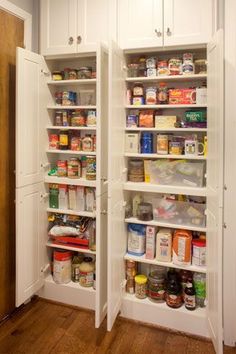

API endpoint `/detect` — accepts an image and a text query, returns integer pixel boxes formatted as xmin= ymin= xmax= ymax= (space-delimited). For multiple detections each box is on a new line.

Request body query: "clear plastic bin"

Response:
xmin=152 ymin=197 xmax=206 ymax=228
xmin=149 ymin=160 xmax=205 ymax=187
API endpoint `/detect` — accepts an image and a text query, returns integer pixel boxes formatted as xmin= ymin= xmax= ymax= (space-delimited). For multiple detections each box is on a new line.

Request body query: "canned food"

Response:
xmin=68 ymin=69 xmax=77 ymax=80
xmin=49 ymin=134 xmax=59 ymax=150
xmin=70 ymin=136 xmax=81 ymax=151
xmin=57 ymin=160 xmax=67 ymax=177
xmin=86 ymin=156 xmax=96 ymax=180
xmin=54 ymin=111 xmax=63 ymax=126
xmin=71 ymin=110 xmax=86 ymax=127
xmin=68 ymin=158 xmax=80 ymax=178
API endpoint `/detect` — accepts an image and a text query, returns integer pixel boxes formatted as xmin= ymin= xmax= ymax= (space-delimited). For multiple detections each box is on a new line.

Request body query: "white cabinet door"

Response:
xmin=16 ymin=48 xmax=46 ymax=188
xmin=118 ymin=0 xmax=163 ymax=50
xmin=40 ymin=0 xmax=77 ymax=55
xmin=207 ymin=30 xmax=223 ymax=354
xmin=16 ymin=183 xmax=47 ymax=307
xmin=107 ymin=41 xmax=127 ymax=331
xmin=164 ymin=0 xmax=212 ymax=46
xmin=77 ymin=0 xmax=109 ymax=52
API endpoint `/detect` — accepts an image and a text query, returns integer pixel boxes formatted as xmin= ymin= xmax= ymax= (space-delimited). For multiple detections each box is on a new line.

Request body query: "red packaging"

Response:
xmin=168 ymin=88 xmax=196 ymax=105
xmin=49 ymin=134 xmax=59 ymax=149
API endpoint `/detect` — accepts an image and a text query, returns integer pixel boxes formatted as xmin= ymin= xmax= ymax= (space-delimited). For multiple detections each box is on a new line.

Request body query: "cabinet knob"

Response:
xmin=77 ymin=35 xmax=82 ymax=44
xmin=166 ymin=27 xmax=172 ymax=36
xmin=68 ymin=36 xmax=74 ymax=45
xmin=155 ymin=29 xmax=162 ymax=37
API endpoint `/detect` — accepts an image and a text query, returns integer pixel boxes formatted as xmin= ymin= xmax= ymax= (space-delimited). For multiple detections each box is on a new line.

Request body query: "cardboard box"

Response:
xmin=125 ymin=133 xmax=139 ymax=153
xmin=146 ymin=226 xmax=156 ymax=259
xmin=155 ymin=115 xmax=177 ymax=128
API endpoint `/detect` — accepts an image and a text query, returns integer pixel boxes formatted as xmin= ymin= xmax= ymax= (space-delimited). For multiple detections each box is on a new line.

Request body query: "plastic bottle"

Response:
xmin=193 ymin=273 xmax=206 ymax=307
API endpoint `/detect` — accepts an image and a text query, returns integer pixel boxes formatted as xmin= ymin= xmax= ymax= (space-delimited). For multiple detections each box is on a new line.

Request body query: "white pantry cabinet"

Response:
xmin=118 ymin=0 xmax=213 ymax=49
xmin=15 ymin=45 xmax=108 ymax=328
xmin=107 ymin=30 xmax=224 ymax=354
xmin=40 ymin=0 xmax=109 ymax=55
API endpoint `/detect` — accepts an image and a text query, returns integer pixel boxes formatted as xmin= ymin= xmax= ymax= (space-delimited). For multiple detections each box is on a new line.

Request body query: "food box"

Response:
xmin=155 ymin=115 xmax=177 ymax=128
xmin=125 ymin=133 xmax=139 ymax=153
xmin=139 ymin=110 xmax=154 ymax=127
xmin=168 ymin=88 xmax=196 ymax=105
xmin=184 ymin=110 xmax=206 ymax=122
xmin=146 ymin=226 xmax=156 ymax=259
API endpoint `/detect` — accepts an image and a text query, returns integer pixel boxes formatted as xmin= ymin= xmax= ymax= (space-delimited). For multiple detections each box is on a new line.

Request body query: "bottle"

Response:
xmin=59 ymin=130 xmax=69 ymax=150
xmin=184 ymin=278 xmax=196 ymax=311
xmin=71 ymin=255 xmax=82 ymax=283
xmin=193 ymin=273 xmax=206 ymax=307
xmin=166 ymin=269 xmax=183 ymax=309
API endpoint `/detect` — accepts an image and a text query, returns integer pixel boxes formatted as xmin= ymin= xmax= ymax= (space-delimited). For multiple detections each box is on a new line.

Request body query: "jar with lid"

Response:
xmin=86 ymin=156 xmax=96 ymax=180
xmin=53 ymin=250 xmax=72 ymax=284
xmin=71 ymin=254 xmax=84 ymax=283
xmin=77 ymin=67 xmax=92 ymax=79
xmin=138 ymin=57 xmax=146 ymax=77
xmin=82 ymin=135 xmax=93 ymax=152
xmin=148 ymin=268 xmax=166 ymax=303
xmin=135 ymin=274 xmax=147 ymax=299
xmin=182 ymin=53 xmax=194 ymax=75
xmin=128 ymin=159 xmax=144 ymax=182
xmin=168 ymin=58 xmax=182 ymax=76
xmin=137 ymin=202 xmax=153 ymax=221
xmin=157 ymin=60 xmax=170 ymax=76
xmin=79 ymin=257 xmax=95 ymax=287
xmin=194 ymin=59 xmax=207 ymax=74
xmin=68 ymin=69 xmax=77 ymax=80
xmin=133 ymin=82 xmax=144 ymax=97
xmin=127 ymin=63 xmax=139 ymax=78
xmin=67 ymin=158 xmax=81 ymax=178
xmin=52 ymin=71 xmax=63 ymax=81
xmin=71 ymin=110 xmax=86 ymax=127
xmin=166 ymin=277 xmax=183 ymax=308
xmin=158 ymin=83 xmax=168 ymax=104
xmin=59 ymin=130 xmax=69 ymax=150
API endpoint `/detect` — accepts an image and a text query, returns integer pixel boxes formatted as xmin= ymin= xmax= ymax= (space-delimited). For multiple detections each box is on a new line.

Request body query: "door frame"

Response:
xmin=0 ymin=0 xmax=32 ymax=50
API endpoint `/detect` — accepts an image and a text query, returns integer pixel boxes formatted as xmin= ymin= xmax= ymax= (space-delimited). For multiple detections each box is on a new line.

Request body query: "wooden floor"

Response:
xmin=0 ymin=298 xmax=235 ymax=354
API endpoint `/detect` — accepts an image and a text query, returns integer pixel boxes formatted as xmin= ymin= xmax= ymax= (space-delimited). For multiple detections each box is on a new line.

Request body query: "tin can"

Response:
xmin=70 ymin=136 xmax=81 ymax=151
xmin=49 ymin=134 xmax=59 ymax=149
xmin=71 ymin=110 xmax=86 ymax=127
xmin=68 ymin=158 xmax=80 ymax=178
xmin=86 ymin=156 xmax=96 ymax=180
xmin=57 ymin=160 xmax=67 ymax=177
xmin=55 ymin=91 xmax=63 ymax=105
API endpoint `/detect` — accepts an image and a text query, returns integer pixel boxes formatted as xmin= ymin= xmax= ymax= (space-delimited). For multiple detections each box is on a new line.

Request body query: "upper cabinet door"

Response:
xmin=164 ymin=0 xmax=212 ymax=46
xmin=77 ymin=0 xmax=109 ymax=52
xmin=118 ymin=0 xmax=163 ymax=50
xmin=16 ymin=48 xmax=46 ymax=188
xmin=40 ymin=0 xmax=77 ymax=55
xmin=206 ymin=30 xmax=224 ymax=354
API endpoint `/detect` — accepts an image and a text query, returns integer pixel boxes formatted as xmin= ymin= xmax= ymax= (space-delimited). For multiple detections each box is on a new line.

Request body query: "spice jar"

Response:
xmin=148 ymin=268 xmax=166 ymax=303
xmin=166 ymin=278 xmax=183 ymax=308
xmin=79 ymin=257 xmax=95 ymax=287
xmin=86 ymin=156 xmax=96 ymax=180
xmin=157 ymin=134 xmax=168 ymax=154
xmin=128 ymin=159 xmax=144 ymax=182
xmin=137 ymin=202 xmax=153 ymax=221
xmin=135 ymin=275 xmax=147 ymax=299
xmin=127 ymin=63 xmax=139 ymax=78
xmin=158 ymin=83 xmax=168 ymax=104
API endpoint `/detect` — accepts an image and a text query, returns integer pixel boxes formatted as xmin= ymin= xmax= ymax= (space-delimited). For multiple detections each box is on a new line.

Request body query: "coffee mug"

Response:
xmin=185 ymin=140 xmax=205 ymax=156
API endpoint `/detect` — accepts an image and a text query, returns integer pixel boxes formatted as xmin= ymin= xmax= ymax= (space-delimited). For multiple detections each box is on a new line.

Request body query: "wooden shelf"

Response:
xmin=126 ymin=104 xmax=207 ymax=109
xmin=46 ymin=149 xmax=96 ymax=156
xmin=46 ymin=241 xmax=96 ymax=255
xmin=46 ymin=126 xmax=96 ymax=131
xmin=124 ymin=153 xmax=206 ymax=160
xmin=124 ymin=253 xmax=206 ymax=273
xmin=124 ymin=217 xmax=206 ymax=233
xmin=125 ymin=127 xmax=207 ymax=132
xmin=47 ymin=79 xmax=97 ymax=85
xmin=47 ymin=207 xmax=96 ymax=218
xmin=126 ymin=74 xmax=207 ymax=83
xmin=45 ymin=176 xmax=96 ymax=187
xmin=47 ymin=105 xmax=97 ymax=110
xmin=123 ymin=182 xmax=207 ymax=197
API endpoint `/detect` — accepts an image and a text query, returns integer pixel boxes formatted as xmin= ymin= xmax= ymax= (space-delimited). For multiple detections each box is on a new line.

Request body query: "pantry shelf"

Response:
xmin=46 ymin=126 xmax=96 ymax=131
xmin=45 ymin=176 xmax=96 ymax=187
xmin=126 ymin=74 xmax=207 ymax=83
xmin=125 ymin=128 xmax=207 ymax=132
xmin=47 ymin=79 xmax=97 ymax=85
xmin=46 ymin=207 xmax=96 ymax=218
xmin=124 ymin=153 xmax=206 ymax=160
xmin=124 ymin=217 xmax=207 ymax=233
xmin=126 ymin=104 xmax=207 ymax=109
xmin=46 ymin=149 xmax=96 ymax=156
xmin=46 ymin=240 xmax=96 ymax=254
xmin=124 ymin=253 xmax=206 ymax=274
xmin=123 ymin=182 xmax=207 ymax=197
xmin=47 ymin=105 xmax=97 ymax=110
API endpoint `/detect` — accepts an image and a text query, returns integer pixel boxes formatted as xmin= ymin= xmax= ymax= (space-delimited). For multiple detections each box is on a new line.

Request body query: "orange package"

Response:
xmin=172 ymin=229 xmax=192 ymax=266
xmin=139 ymin=110 xmax=154 ymax=127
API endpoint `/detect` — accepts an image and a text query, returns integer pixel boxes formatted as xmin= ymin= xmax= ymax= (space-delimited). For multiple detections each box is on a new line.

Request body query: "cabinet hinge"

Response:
xmin=224 ymin=184 xmax=227 ymax=191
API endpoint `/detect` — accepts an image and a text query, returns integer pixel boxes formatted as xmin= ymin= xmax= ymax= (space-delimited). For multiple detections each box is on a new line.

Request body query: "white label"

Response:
xmin=192 ymin=246 xmax=206 ymax=266
xmin=128 ymin=232 xmax=145 ymax=254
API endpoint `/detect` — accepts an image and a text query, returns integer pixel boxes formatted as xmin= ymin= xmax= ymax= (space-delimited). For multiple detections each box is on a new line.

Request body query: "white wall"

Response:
xmin=8 ymin=0 xmax=39 ymax=52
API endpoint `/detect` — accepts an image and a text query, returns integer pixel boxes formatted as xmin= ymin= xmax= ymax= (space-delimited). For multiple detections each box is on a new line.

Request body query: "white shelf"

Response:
xmin=47 ymin=105 xmax=97 ymax=110
xmin=46 ymin=149 xmax=96 ymax=156
xmin=46 ymin=241 xmax=96 ymax=255
xmin=45 ymin=274 xmax=95 ymax=293
xmin=45 ymin=175 xmax=96 ymax=187
xmin=123 ymin=182 xmax=207 ymax=197
xmin=46 ymin=125 xmax=96 ymax=131
xmin=47 ymin=79 xmax=97 ymax=85
xmin=125 ymin=127 xmax=207 ymax=132
xmin=47 ymin=207 xmax=96 ymax=218
xmin=124 ymin=253 xmax=206 ymax=273
xmin=126 ymin=74 xmax=207 ymax=83
xmin=124 ymin=217 xmax=206 ymax=233
xmin=124 ymin=153 xmax=206 ymax=160
xmin=126 ymin=104 xmax=207 ymax=109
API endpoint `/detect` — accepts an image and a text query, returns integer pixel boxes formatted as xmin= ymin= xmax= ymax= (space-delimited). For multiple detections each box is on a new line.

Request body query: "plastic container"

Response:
xmin=148 ymin=268 xmax=166 ymax=302
xmin=127 ymin=63 xmax=139 ymax=77
xmin=135 ymin=274 xmax=147 ymax=299
xmin=53 ymin=250 xmax=72 ymax=284
xmin=79 ymin=89 xmax=96 ymax=105
xmin=128 ymin=159 xmax=144 ymax=182
xmin=192 ymin=239 xmax=206 ymax=266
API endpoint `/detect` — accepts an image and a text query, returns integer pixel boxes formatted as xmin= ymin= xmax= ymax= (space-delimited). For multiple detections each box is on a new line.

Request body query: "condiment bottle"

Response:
xmin=71 ymin=254 xmax=83 ymax=283
xmin=59 ymin=130 xmax=69 ymax=150
xmin=79 ymin=257 xmax=95 ymax=287
xmin=184 ymin=278 xmax=196 ymax=311
xmin=166 ymin=277 xmax=183 ymax=309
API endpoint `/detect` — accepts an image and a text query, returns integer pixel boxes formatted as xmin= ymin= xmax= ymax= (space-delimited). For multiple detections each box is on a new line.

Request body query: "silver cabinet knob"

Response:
xmin=166 ymin=27 xmax=172 ymax=36
xmin=68 ymin=36 xmax=74 ymax=45
xmin=155 ymin=29 xmax=162 ymax=37
xmin=77 ymin=35 xmax=82 ymax=44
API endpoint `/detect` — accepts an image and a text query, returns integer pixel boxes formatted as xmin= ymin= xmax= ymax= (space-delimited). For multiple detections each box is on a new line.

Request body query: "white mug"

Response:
xmin=185 ymin=140 xmax=205 ymax=156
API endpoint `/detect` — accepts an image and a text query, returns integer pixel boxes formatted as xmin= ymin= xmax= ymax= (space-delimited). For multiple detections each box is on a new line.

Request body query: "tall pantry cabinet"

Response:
xmin=107 ymin=30 xmax=224 ymax=354
xmin=15 ymin=45 xmax=108 ymax=328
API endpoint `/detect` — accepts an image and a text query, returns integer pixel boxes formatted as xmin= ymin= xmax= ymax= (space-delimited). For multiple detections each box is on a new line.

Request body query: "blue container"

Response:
xmin=141 ymin=132 xmax=153 ymax=153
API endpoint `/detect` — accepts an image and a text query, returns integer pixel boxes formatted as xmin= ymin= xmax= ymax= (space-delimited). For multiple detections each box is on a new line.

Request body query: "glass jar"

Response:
xmin=158 ymin=83 xmax=168 ymax=104
xmin=135 ymin=274 xmax=147 ymax=299
xmin=194 ymin=59 xmax=207 ymax=74
xmin=82 ymin=135 xmax=93 ymax=152
xmin=79 ymin=257 xmax=95 ymax=287
xmin=157 ymin=60 xmax=169 ymax=76
xmin=168 ymin=58 xmax=182 ymax=76
xmin=71 ymin=254 xmax=83 ymax=283
xmin=127 ymin=63 xmax=139 ymax=77
xmin=133 ymin=82 xmax=144 ymax=97
xmin=138 ymin=57 xmax=146 ymax=77
xmin=86 ymin=156 xmax=96 ymax=180
xmin=71 ymin=110 xmax=86 ymax=127
xmin=148 ymin=269 xmax=166 ymax=303
xmin=67 ymin=158 xmax=80 ymax=178
xmin=137 ymin=202 xmax=153 ymax=221
xmin=77 ymin=67 xmax=92 ymax=79
xmin=128 ymin=159 xmax=144 ymax=182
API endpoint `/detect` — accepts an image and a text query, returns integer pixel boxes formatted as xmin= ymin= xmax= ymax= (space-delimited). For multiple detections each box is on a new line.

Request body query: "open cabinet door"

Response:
xmin=107 ymin=41 xmax=127 ymax=331
xmin=95 ymin=44 xmax=109 ymax=328
xmin=207 ymin=30 xmax=224 ymax=354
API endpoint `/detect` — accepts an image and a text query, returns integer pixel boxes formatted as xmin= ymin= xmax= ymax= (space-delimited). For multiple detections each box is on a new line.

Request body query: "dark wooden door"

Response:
xmin=0 ymin=8 xmax=24 ymax=319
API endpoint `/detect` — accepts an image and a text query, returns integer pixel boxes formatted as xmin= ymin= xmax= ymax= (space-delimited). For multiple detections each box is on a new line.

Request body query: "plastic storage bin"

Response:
xmin=152 ymin=197 xmax=206 ymax=228
xmin=149 ymin=160 xmax=205 ymax=187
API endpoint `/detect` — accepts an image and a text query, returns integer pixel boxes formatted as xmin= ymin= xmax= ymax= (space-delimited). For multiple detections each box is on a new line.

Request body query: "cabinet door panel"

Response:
xmin=206 ymin=30 xmax=223 ymax=354
xmin=118 ymin=0 xmax=163 ymax=49
xmin=77 ymin=0 xmax=109 ymax=52
xmin=164 ymin=0 xmax=212 ymax=46
xmin=16 ymin=183 xmax=47 ymax=307
xmin=40 ymin=0 xmax=77 ymax=55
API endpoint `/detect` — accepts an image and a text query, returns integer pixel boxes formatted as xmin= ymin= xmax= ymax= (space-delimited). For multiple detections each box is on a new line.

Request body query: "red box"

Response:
xmin=168 ymin=88 xmax=196 ymax=105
